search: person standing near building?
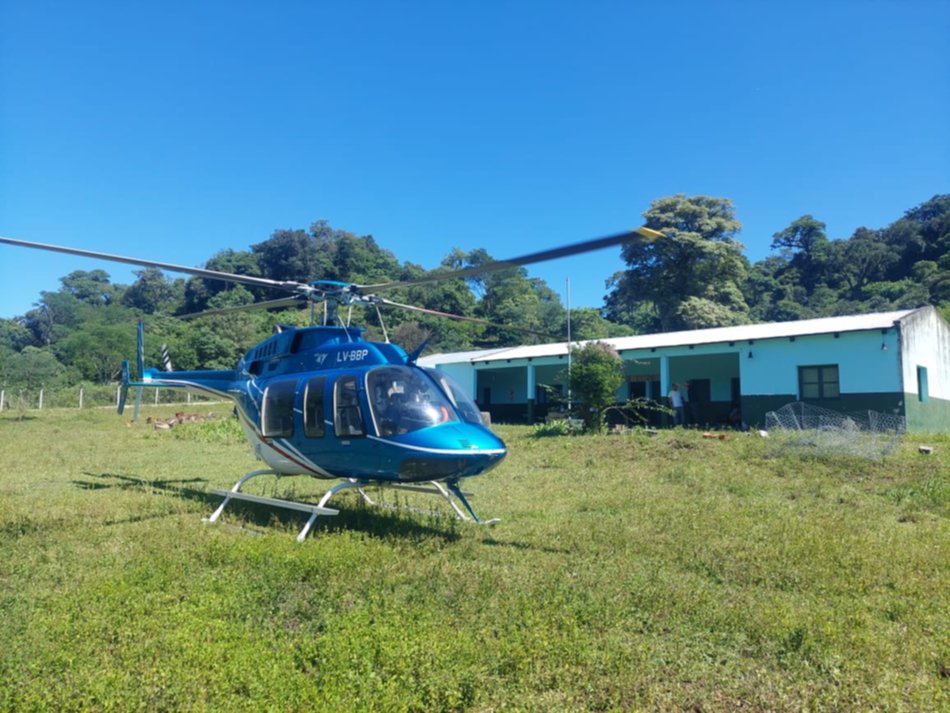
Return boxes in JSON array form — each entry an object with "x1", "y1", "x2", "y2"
[{"x1": 668, "y1": 383, "x2": 685, "y2": 426}]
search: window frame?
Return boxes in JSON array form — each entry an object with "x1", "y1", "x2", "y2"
[
  {"x1": 261, "y1": 379, "x2": 298, "y2": 438},
  {"x1": 303, "y1": 376, "x2": 327, "y2": 438},
  {"x1": 917, "y1": 366, "x2": 929, "y2": 403},
  {"x1": 333, "y1": 375, "x2": 366, "y2": 438},
  {"x1": 798, "y1": 364, "x2": 840, "y2": 400}
]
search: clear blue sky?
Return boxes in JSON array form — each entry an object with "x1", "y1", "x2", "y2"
[{"x1": 1, "y1": 0, "x2": 947, "y2": 320}]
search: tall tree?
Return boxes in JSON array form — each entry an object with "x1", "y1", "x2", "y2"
[
  {"x1": 606, "y1": 195, "x2": 748, "y2": 332},
  {"x1": 252, "y1": 228, "x2": 332, "y2": 284},
  {"x1": 60, "y1": 270, "x2": 116, "y2": 306},
  {"x1": 770, "y1": 215, "x2": 835, "y2": 292},
  {"x1": 182, "y1": 249, "x2": 261, "y2": 314},
  {"x1": 122, "y1": 268, "x2": 184, "y2": 314}
]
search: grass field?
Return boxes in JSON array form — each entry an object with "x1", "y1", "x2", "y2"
[{"x1": 0, "y1": 407, "x2": 947, "y2": 711}]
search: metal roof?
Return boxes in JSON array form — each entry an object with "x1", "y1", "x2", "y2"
[{"x1": 417, "y1": 309, "x2": 918, "y2": 366}]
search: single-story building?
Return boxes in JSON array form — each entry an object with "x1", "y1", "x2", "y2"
[{"x1": 418, "y1": 306, "x2": 950, "y2": 431}]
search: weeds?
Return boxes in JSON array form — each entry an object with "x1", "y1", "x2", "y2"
[{"x1": 0, "y1": 409, "x2": 947, "y2": 710}]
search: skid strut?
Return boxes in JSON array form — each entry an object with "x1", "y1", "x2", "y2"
[
  {"x1": 204, "y1": 470, "x2": 498, "y2": 541},
  {"x1": 204, "y1": 469, "x2": 341, "y2": 543}
]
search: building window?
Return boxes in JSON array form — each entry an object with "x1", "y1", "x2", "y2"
[
  {"x1": 262, "y1": 379, "x2": 297, "y2": 438},
  {"x1": 799, "y1": 365, "x2": 840, "y2": 400},
  {"x1": 917, "y1": 366, "x2": 929, "y2": 403}
]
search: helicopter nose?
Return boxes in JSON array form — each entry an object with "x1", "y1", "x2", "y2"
[{"x1": 395, "y1": 423, "x2": 507, "y2": 482}]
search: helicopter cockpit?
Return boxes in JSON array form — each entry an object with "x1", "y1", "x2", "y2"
[{"x1": 369, "y1": 366, "x2": 457, "y2": 436}]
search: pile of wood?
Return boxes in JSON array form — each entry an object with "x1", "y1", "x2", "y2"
[{"x1": 146, "y1": 412, "x2": 216, "y2": 430}]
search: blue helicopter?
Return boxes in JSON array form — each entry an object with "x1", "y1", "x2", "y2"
[{"x1": 0, "y1": 227, "x2": 662, "y2": 540}]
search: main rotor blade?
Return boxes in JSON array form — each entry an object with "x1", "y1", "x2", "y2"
[
  {"x1": 178, "y1": 296, "x2": 311, "y2": 320},
  {"x1": 374, "y1": 297, "x2": 560, "y2": 340},
  {"x1": 358, "y1": 226, "x2": 664, "y2": 292},
  {"x1": 0, "y1": 236, "x2": 308, "y2": 293}
]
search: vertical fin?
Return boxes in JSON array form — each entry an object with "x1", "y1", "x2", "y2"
[{"x1": 118, "y1": 360, "x2": 130, "y2": 415}]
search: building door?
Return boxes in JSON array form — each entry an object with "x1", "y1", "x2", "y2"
[{"x1": 687, "y1": 378, "x2": 710, "y2": 425}]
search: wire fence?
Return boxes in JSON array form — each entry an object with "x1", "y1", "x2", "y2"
[{"x1": 0, "y1": 385, "x2": 219, "y2": 412}]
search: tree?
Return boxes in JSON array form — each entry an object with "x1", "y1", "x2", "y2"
[
  {"x1": 23, "y1": 291, "x2": 87, "y2": 346},
  {"x1": 770, "y1": 215, "x2": 827, "y2": 256},
  {"x1": 0, "y1": 346, "x2": 67, "y2": 391},
  {"x1": 58, "y1": 323, "x2": 135, "y2": 382},
  {"x1": 60, "y1": 270, "x2": 116, "y2": 306},
  {"x1": 606, "y1": 195, "x2": 749, "y2": 332},
  {"x1": 183, "y1": 249, "x2": 263, "y2": 313},
  {"x1": 769, "y1": 215, "x2": 836, "y2": 292},
  {"x1": 0, "y1": 318, "x2": 34, "y2": 351},
  {"x1": 564, "y1": 308, "x2": 630, "y2": 341},
  {"x1": 452, "y1": 249, "x2": 566, "y2": 346},
  {"x1": 566, "y1": 342, "x2": 624, "y2": 433},
  {"x1": 252, "y1": 228, "x2": 332, "y2": 286},
  {"x1": 122, "y1": 268, "x2": 184, "y2": 314}
]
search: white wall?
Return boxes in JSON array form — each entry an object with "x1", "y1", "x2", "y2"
[{"x1": 900, "y1": 306, "x2": 950, "y2": 400}]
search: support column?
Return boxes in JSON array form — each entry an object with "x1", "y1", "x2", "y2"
[
  {"x1": 660, "y1": 356, "x2": 671, "y2": 427},
  {"x1": 526, "y1": 363, "x2": 536, "y2": 425}
]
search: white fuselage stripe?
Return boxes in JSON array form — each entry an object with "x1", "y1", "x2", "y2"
[{"x1": 367, "y1": 435, "x2": 505, "y2": 456}]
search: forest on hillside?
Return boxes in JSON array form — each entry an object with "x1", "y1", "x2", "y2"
[{"x1": 1, "y1": 193, "x2": 948, "y2": 393}]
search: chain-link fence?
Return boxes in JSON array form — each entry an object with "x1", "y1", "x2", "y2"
[
  {"x1": 0, "y1": 385, "x2": 219, "y2": 412},
  {"x1": 764, "y1": 401, "x2": 905, "y2": 461}
]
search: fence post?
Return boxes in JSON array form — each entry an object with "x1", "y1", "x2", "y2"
[
  {"x1": 116, "y1": 386, "x2": 120, "y2": 408},
  {"x1": 0, "y1": 390, "x2": 4, "y2": 412},
  {"x1": 39, "y1": 389, "x2": 44, "y2": 410},
  {"x1": 79, "y1": 387, "x2": 84, "y2": 409},
  {"x1": 155, "y1": 389, "x2": 159, "y2": 405}
]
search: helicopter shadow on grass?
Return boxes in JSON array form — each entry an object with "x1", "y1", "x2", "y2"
[
  {"x1": 75, "y1": 471, "x2": 463, "y2": 542},
  {"x1": 476, "y1": 537, "x2": 572, "y2": 556}
]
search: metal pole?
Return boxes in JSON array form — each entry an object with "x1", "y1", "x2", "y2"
[
  {"x1": 79, "y1": 387, "x2": 84, "y2": 409},
  {"x1": 566, "y1": 278, "x2": 572, "y2": 412},
  {"x1": 0, "y1": 390, "x2": 4, "y2": 412},
  {"x1": 39, "y1": 389, "x2": 44, "y2": 410}
]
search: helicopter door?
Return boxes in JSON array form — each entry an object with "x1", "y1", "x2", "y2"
[
  {"x1": 303, "y1": 376, "x2": 327, "y2": 438},
  {"x1": 333, "y1": 376, "x2": 365, "y2": 438},
  {"x1": 327, "y1": 375, "x2": 384, "y2": 478}
]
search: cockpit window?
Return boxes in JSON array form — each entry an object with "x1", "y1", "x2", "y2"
[
  {"x1": 367, "y1": 366, "x2": 455, "y2": 436},
  {"x1": 432, "y1": 371, "x2": 484, "y2": 425}
]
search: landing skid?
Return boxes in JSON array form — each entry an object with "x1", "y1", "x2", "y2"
[{"x1": 203, "y1": 469, "x2": 498, "y2": 542}]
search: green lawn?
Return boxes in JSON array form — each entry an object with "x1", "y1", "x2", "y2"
[{"x1": 0, "y1": 407, "x2": 947, "y2": 711}]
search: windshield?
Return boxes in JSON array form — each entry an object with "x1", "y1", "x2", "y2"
[
  {"x1": 367, "y1": 366, "x2": 456, "y2": 436},
  {"x1": 432, "y1": 371, "x2": 484, "y2": 425}
]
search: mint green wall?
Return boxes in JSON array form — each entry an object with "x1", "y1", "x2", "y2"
[
  {"x1": 739, "y1": 330, "x2": 901, "y2": 396},
  {"x1": 432, "y1": 362, "x2": 477, "y2": 399},
  {"x1": 475, "y1": 366, "x2": 528, "y2": 404},
  {"x1": 617, "y1": 351, "x2": 740, "y2": 403},
  {"x1": 904, "y1": 394, "x2": 950, "y2": 432}
]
